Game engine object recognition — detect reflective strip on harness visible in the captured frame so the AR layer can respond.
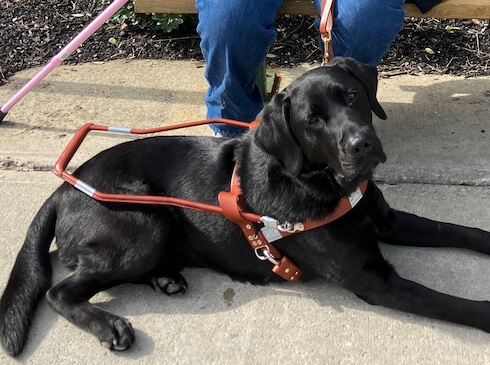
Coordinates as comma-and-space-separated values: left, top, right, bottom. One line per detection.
74, 180, 96, 197
108, 126, 132, 133
260, 226, 283, 243
348, 186, 363, 207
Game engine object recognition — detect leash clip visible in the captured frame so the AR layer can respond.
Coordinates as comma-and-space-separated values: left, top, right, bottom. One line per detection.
260, 216, 305, 233
278, 222, 305, 233
321, 31, 332, 67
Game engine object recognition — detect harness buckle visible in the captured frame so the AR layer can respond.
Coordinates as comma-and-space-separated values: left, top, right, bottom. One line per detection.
260, 216, 279, 228
254, 245, 280, 265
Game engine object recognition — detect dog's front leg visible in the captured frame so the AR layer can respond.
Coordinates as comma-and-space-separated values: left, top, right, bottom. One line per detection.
344, 263, 490, 333
366, 184, 490, 254
376, 209, 490, 255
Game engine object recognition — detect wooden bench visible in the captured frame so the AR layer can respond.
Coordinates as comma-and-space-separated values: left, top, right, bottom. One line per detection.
134, 0, 490, 20
133, 0, 490, 100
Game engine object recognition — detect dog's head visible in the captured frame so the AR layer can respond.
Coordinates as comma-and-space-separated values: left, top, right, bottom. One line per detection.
255, 57, 387, 185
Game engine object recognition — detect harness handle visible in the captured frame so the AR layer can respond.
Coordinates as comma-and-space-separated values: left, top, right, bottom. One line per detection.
53, 119, 262, 223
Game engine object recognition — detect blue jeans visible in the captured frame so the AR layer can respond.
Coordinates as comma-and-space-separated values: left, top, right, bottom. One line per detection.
196, 0, 406, 136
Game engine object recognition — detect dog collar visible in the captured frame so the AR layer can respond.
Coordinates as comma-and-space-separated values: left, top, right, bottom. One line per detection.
218, 166, 369, 283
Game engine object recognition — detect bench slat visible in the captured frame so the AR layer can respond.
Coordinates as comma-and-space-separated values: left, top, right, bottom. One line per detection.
134, 0, 490, 19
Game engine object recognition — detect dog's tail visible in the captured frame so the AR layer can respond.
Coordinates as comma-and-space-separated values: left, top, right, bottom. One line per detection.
0, 195, 57, 356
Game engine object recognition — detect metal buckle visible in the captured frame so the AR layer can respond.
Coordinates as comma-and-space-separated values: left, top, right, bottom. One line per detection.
277, 222, 305, 233
260, 216, 305, 234
260, 216, 279, 228
254, 245, 280, 265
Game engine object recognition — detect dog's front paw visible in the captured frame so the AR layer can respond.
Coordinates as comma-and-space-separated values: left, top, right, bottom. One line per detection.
150, 273, 187, 295
98, 316, 135, 351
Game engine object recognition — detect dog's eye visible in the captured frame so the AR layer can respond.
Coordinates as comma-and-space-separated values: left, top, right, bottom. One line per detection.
347, 91, 357, 102
308, 117, 319, 125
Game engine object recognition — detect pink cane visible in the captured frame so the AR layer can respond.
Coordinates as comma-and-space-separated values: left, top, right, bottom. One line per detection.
0, 0, 129, 123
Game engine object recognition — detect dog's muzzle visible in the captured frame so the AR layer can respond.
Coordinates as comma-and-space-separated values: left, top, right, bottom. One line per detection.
338, 133, 386, 181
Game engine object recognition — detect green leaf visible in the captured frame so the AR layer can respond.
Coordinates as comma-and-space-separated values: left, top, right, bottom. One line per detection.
425, 47, 435, 55
108, 37, 118, 45
445, 25, 453, 33
102, 0, 185, 33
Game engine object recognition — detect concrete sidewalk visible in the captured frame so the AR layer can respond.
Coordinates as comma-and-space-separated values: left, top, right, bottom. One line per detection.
0, 60, 489, 365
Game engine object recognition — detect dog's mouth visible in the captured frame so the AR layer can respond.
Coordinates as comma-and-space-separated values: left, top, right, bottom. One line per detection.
337, 160, 369, 182
336, 152, 386, 182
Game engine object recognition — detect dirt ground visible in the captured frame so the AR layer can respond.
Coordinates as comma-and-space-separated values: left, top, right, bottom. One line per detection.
0, 0, 489, 87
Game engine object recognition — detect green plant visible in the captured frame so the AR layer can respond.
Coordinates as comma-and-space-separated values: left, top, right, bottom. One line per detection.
98, 0, 185, 32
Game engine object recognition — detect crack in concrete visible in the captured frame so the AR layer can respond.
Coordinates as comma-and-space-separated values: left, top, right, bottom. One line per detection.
1, 158, 488, 187
0, 158, 53, 172
373, 178, 490, 187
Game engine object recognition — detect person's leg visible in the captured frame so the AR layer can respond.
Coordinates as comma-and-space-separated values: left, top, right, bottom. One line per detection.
314, 0, 406, 65
196, 0, 283, 136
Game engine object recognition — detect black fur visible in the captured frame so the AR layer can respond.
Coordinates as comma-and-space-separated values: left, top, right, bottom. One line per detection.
1, 57, 489, 356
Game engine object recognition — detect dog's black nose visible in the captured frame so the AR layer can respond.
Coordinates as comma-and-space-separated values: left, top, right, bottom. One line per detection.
344, 135, 372, 156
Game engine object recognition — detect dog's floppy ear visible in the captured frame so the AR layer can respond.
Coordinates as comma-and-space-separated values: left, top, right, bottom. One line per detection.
329, 57, 387, 120
254, 92, 303, 176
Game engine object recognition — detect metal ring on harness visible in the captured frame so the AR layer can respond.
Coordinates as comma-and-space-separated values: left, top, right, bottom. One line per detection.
254, 245, 281, 265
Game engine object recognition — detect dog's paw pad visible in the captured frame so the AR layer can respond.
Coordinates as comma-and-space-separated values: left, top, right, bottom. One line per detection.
98, 317, 134, 351
101, 341, 112, 349
150, 274, 187, 295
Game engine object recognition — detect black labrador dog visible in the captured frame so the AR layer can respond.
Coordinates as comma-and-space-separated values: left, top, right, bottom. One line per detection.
1, 57, 489, 356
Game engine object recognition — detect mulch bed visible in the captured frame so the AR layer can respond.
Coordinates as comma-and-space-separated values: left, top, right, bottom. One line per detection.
0, 0, 489, 87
